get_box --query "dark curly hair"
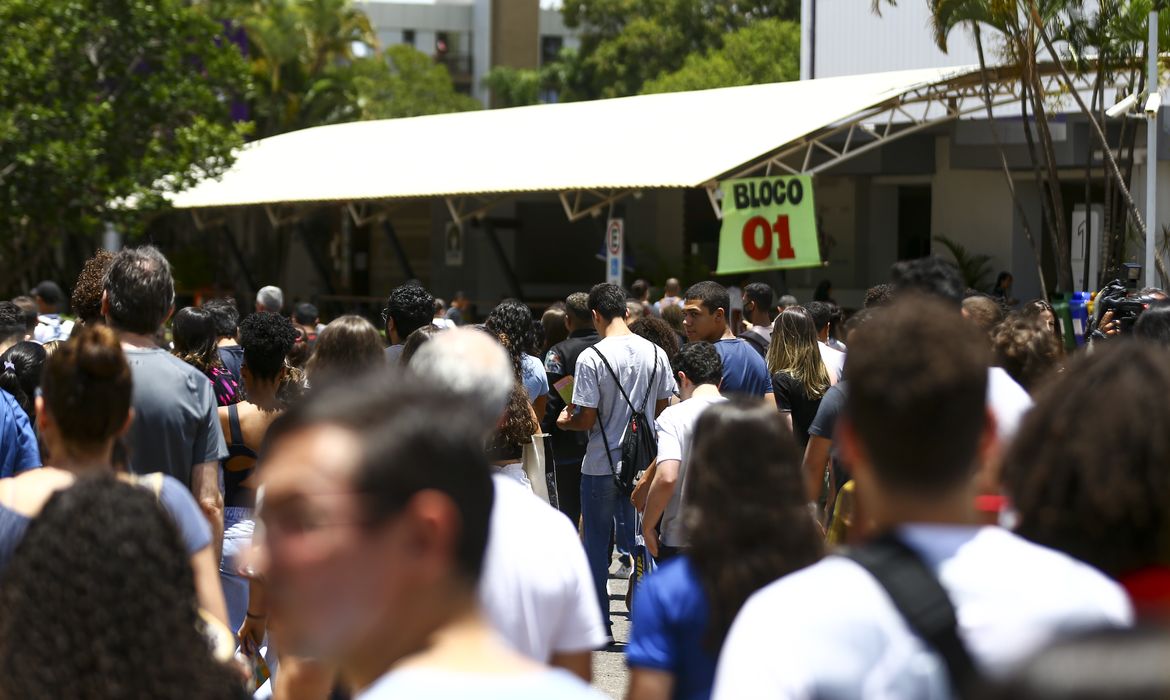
[71,249,115,325]
[685,398,823,651]
[1003,342,1170,578]
[0,477,246,699]
[671,341,722,386]
[485,299,535,379]
[239,312,297,381]
[863,283,894,309]
[630,316,681,359]
[0,302,25,345]
[385,284,435,341]
[0,341,46,422]
[992,312,1061,393]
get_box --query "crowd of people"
[1,246,1169,699]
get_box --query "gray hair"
[103,246,175,334]
[409,328,512,429]
[256,285,284,313]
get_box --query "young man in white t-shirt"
[558,283,675,643]
[712,297,1131,700]
[633,342,725,560]
[258,376,603,700]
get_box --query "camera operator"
[1090,282,1167,341]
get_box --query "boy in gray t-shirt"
[557,283,675,638]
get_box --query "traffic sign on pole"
[606,218,624,287]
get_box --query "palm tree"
[876,0,1170,290]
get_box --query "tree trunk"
[1019,72,1060,294]
[1082,71,1102,290]
[1024,30,1073,292]
[972,23,1049,299]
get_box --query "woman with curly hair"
[70,249,114,326]
[630,316,682,362]
[304,315,385,389]
[0,478,246,699]
[0,325,228,625]
[766,307,832,447]
[486,299,549,415]
[218,312,299,641]
[172,306,240,406]
[991,311,1062,393]
[1002,342,1170,619]
[626,398,823,700]
[485,384,542,490]
[1020,298,1065,351]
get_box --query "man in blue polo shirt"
[682,281,773,401]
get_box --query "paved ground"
[592,559,631,699]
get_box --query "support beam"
[295,223,337,295]
[481,220,524,300]
[381,219,417,281]
[219,225,257,296]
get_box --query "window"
[402,30,415,46]
[540,35,564,66]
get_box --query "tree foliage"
[560,0,799,99]
[483,66,545,108]
[0,0,250,279]
[224,0,478,136]
[642,19,799,93]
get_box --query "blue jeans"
[581,473,635,631]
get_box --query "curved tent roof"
[169,65,985,211]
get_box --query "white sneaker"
[614,562,633,578]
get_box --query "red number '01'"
[741,215,796,261]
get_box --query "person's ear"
[100,290,111,319]
[118,407,135,437]
[714,307,726,322]
[976,408,999,467]
[838,417,871,484]
[35,396,48,434]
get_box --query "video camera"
[1095,279,1160,333]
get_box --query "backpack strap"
[844,532,982,700]
[589,346,638,413]
[587,342,660,481]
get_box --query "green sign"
[716,175,822,275]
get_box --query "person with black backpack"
[712,296,1132,700]
[557,283,675,645]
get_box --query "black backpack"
[589,345,660,496]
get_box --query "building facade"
[797,0,1169,303]
[358,0,579,105]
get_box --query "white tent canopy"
[170,65,1002,216]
